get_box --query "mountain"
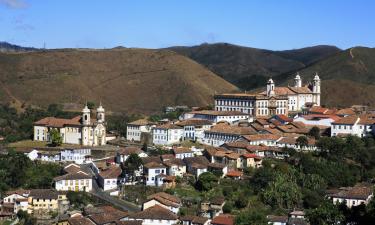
[0,42,38,52]
[281,47,375,107]
[0,48,237,113]
[168,43,341,90]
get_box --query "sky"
[0,0,374,50]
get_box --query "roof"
[210,196,226,205]
[129,205,178,220]
[54,171,92,181]
[327,184,373,200]
[267,215,288,223]
[176,119,212,126]
[173,147,192,154]
[209,162,227,169]
[64,164,82,174]
[274,114,293,123]
[144,161,166,169]
[336,108,356,116]
[68,215,95,225]
[309,106,331,114]
[241,153,262,160]
[300,114,341,122]
[208,123,256,136]
[278,136,316,146]
[34,116,82,128]
[99,166,122,179]
[180,215,209,225]
[242,134,281,142]
[163,158,186,167]
[146,192,181,208]
[5,189,30,196]
[184,156,209,169]
[88,207,128,225]
[155,123,183,130]
[29,189,58,200]
[211,214,234,225]
[116,221,143,225]
[189,110,248,116]
[288,86,312,94]
[226,170,243,177]
[128,118,155,126]
[118,147,144,155]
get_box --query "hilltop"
[0,41,38,53]
[168,43,340,90]
[0,48,237,113]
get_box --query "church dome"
[314,73,320,80]
[97,104,105,113]
[82,105,90,113]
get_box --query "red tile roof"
[211,214,234,225]
[99,166,122,179]
[34,116,82,128]
[226,170,243,177]
[129,205,178,220]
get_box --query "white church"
[34,104,107,146]
[214,73,321,117]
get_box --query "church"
[33,104,107,146]
[214,73,321,117]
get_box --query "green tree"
[121,153,143,182]
[223,201,233,213]
[263,173,302,209]
[296,136,309,148]
[235,209,268,225]
[87,101,95,109]
[17,210,37,225]
[49,128,62,147]
[306,200,344,225]
[195,172,218,191]
[309,126,321,139]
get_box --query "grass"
[0,220,14,225]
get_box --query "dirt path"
[350,48,355,59]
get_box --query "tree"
[66,191,96,209]
[296,136,309,148]
[17,210,37,225]
[263,173,302,209]
[306,200,344,225]
[121,153,143,182]
[195,172,218,191]
[49,128,62,146]
[235,196,248,209]
[87,101,95,109]
[223,201,233,213]
[235,209,268,225]
[309,126,321,139]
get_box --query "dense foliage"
[0,150,62,194]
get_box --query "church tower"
[81,104,91,146]
[312,73,321,106]
[294,73,302,88]
[96,102,105,123]
[267,78,275,97]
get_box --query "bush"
[223,201,233,213]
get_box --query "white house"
[60,148,91,164]
[126,119,155,142]
[143,162,167,186]
[294,114,340,127]
[240,134,282,146]
[54,171,93,192]
[143,192,181,214]
[33,104,107,146]
[183,110,250,124]
[180,216,210,225]
[98,166,122,191]
[152,123,183,146]
[331,115,375,137]
[172,147,194,159]
[163,159,186,177]
[184,156,209,178]
[116,146,148,164]
[328,184,373,208]
[277,136,317,151]
[125,205,179,225]
[176,119,213,142]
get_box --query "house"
[327,184,373,208]
[240,154,263,168]
[33,104,107,146]
[331,114,375,137]
[176,119,213,142]
[204,148,241,169]
[163,158,186,177]
[60,148,92,164]
[126,119,155,142]
[143,162,167,186]
[54,171,93,192]
[68,215,95,225]
[2,189,30,204]
[116,147,148,164]
[143,192,181,214]
[125,205,179,225]
[202,122,256,147]
[64,163,82,174]
[98,166,122,191]
[182,110,250,124]
[240,134,282,146]
[27,189,66,215]
[82,205,128,225]
[208,163,228,177]
[267,215,288,225]
[184,156,209,178]
[152,123,184,146]
[180,215,209,225]
[37,151,61,162]
[277,136,317,151]
[287,210,308,225]
[294,114,340,127]
[172,147,194,159]
[225,170,243,180]
[211,214,234,225]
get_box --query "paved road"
[81,163,141,212]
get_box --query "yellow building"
[27,189,67,216]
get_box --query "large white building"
[126,119,155,142]
[214,73,321,116]
[331,115,375,137]
[34,104,107,146]
[152,123,184,146]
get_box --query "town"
[1,74,375,225]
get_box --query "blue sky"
[0,0,374,50]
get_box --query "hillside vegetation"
[0,48,237,113]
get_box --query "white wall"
[55,179,92,192]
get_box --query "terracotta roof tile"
[99,166,122,179]
[242,134,281,142]
[211,214,234,225]
[208,123,256,136]
[34,116,82,128]
[129,205,178,220]
[146,192,181,208]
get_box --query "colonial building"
[214,73,321,116]
[34,104,107,146]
